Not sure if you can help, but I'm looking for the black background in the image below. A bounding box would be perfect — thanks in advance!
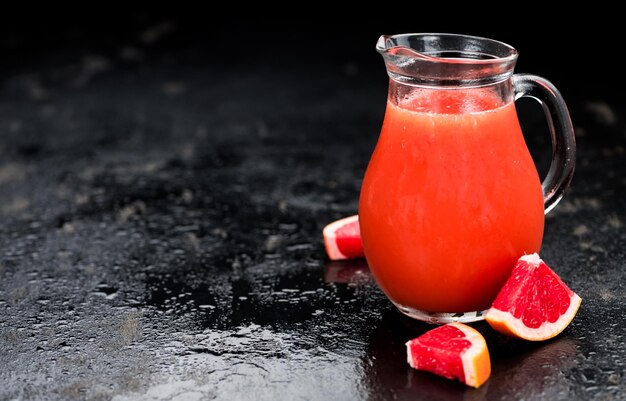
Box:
[1,10,621,100]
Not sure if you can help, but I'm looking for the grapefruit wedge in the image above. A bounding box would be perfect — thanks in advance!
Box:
[322,215,364,260]
[486,253,582,341]
[406,322,491,388]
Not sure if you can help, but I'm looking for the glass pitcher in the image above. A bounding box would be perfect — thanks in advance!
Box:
[359,33,575,323]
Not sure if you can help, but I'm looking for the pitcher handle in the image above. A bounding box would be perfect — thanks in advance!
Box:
[513,74,576,214]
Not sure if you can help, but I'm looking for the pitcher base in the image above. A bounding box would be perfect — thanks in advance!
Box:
[393,302,488,324]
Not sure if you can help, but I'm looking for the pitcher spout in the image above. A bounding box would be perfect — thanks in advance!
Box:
[377,35,436,59]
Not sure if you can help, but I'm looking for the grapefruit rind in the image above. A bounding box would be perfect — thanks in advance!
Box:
[453,323,491,388]
[322,215,359,261]
[406,322,491,388]
[519,252,542,265]
[486,293,582,341]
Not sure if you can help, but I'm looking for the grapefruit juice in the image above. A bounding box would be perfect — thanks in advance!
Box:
[359,90,545,313]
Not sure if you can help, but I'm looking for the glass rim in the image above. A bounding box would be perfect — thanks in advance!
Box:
[376,33,519,65]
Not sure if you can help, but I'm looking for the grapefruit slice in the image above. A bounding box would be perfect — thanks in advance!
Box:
[322,215,364,260]
[406,322,491,388]
[486,253,582,341]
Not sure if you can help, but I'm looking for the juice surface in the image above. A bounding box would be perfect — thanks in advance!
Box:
[359,91,545,313]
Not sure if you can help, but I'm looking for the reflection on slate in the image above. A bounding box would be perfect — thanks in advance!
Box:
[324,259,371,284]
[0,17,625,401]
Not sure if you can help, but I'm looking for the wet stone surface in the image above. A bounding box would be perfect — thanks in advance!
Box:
[0,26,625,401]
